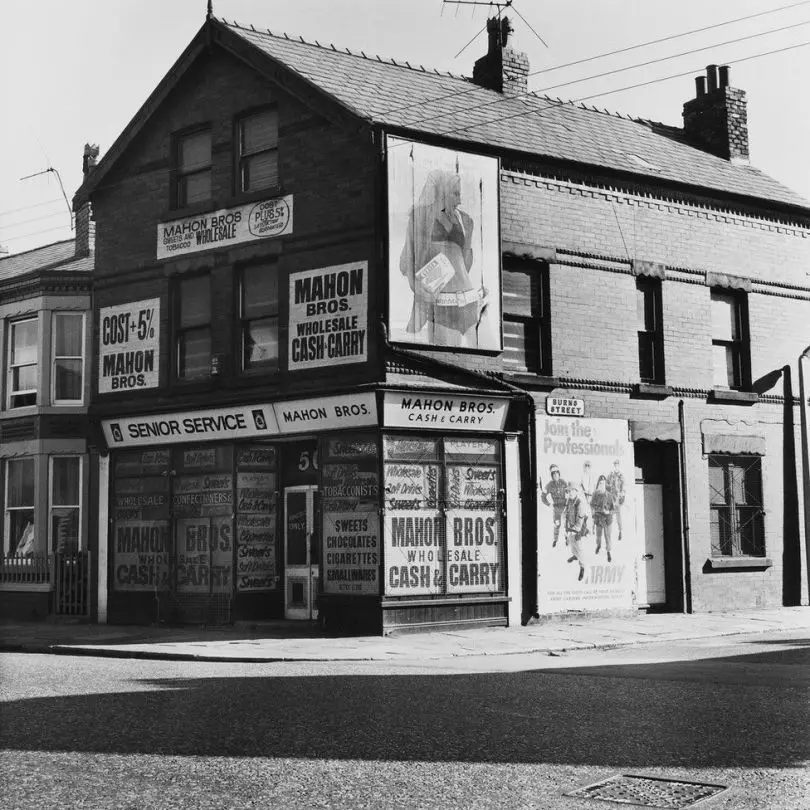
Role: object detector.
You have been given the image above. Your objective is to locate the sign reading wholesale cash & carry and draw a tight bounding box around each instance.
[156,196,293,259]
[288,261,368,370]
[99,298,160,393]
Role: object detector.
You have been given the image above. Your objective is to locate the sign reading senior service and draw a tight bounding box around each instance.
[288,261,368,370]
[387,137,501,351]
[156,196,293,259]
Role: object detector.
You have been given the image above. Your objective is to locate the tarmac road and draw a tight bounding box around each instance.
[1,631,808,809]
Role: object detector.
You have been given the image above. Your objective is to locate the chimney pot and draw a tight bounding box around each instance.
[472,15,528,96]
[695,76,706,98]
[83,143,100,176]
[706,64,718,93]
[718,65,730,89]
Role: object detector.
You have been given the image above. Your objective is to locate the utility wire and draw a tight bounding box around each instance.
[403,19,810,129]
[433,40,810,141]
[535,18,810,94]
[0,198,64,217]
[1,225,72,244]
[382,0,810,116]
[531,0,810,76]
[0,210,72,232]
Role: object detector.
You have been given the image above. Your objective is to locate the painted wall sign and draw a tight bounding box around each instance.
[113,520,171,591]
[102,404,278,447]
[387,138,501,351]
[322,509,380,594]
[273,392,377,434]
[535,415,635,613]
[98,298,160,393]
[156,195,293,259]
[288,261,368,370]
[383,392,507,431]
[546,396,585,417]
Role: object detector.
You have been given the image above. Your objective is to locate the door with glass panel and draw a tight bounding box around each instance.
[284,485,319,620]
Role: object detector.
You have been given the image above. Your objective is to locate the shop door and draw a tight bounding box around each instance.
[636,483,666,606]
[284,486,319,620]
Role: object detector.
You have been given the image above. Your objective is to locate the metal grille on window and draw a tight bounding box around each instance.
[709,455,764,557]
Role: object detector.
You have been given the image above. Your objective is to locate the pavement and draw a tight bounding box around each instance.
[1,606,809,662]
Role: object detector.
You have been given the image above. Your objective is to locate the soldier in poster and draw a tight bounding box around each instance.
[541,464,567,547]
[606,458,626,541]
[563,481,588,581]
[399,169,489,348]
[590,474,616,563]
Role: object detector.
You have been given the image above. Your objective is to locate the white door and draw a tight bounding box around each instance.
[636,483,666,606]
[284,486,319,620]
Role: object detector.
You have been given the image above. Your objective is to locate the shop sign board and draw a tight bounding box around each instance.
[288,261,368,370]
[445,508,501,593]
[98,298,160,393]
[385,510,445,596]
[322,509,379,594]
[535,415,636,613]
[274,392,377,434]
[113,520,171,591]
[546,396,585,417]
[156,195,293,260]
[102,404,278,447]
[383,392,507,431]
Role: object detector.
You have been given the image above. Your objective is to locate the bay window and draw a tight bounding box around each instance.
[52,312,84,403]
[50,457,82,553]
[4,459,36,556]
[8,318,38,408]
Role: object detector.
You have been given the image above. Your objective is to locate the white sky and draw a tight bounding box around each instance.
[1,0,808,255]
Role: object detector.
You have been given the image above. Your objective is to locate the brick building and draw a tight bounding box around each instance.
[76,13,810,632]
[0,151,96,619]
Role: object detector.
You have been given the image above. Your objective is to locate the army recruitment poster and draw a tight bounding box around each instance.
[387,137,501,351]
[535,415,636,613]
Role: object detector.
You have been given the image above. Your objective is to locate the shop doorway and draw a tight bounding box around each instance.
[635,484,666,606]
[284,485,320,620]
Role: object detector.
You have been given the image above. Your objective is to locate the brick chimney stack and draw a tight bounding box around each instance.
[472,16,529,96]
[75,143,99,258]
[683,64,749,163]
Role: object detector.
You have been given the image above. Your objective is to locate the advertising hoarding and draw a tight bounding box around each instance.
[98,298,160,394]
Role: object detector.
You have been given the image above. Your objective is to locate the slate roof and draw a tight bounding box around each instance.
[0,239,92,283]
[221,18,809,211]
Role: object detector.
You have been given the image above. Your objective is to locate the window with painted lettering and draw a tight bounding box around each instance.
[383,436,504,597]
[502,258,550,375]
[52,312,84,404]
[175,128,211,207]
[4,458,36,555]
[239,264,279,372]
[8,318,38,408]
[237,109,279,193]
[50,456,82,552]
[176,275,211,379]
[709,455,764,557]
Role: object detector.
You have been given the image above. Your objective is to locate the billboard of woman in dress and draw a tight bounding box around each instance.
[387,137,501,350]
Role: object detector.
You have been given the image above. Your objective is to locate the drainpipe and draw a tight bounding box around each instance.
[798,346,810,605]
[678,399,693,613]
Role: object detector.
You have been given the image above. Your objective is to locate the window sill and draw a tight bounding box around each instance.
[709,388,759,404]
[500,372,560,390]
[632,383,672,399]
[163,199,214,220]
[224,186,283,208]
[705,556,772,570]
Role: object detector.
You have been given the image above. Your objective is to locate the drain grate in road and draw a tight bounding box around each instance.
[568,774,728,808]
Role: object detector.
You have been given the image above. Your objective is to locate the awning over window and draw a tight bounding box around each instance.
[705,271,752,292]
[703,433,766,455]
[630,420,681,442]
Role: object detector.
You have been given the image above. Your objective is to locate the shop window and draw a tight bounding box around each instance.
[636,277,664,384]
[175,128,211,207]
[711,289,749,390]
[709,455,764,557]
[50,457,81,552]
[52,312,84,404]
[239,264,279,372]
[237,109,279,193]
[4,458,36,556]
[175,275,211,379]
[8,317,38,408]
[502,259,550,375]
[383,435,504,597]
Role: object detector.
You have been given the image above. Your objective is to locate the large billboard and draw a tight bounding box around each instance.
[535,416,636,613]
[387,137,501,351]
